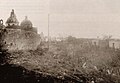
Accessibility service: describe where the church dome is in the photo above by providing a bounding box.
[20,16,33,30]
[6,9,19,26]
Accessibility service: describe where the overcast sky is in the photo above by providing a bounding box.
[1,0,120,38]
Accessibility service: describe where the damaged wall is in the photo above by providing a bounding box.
[3,28,41,51]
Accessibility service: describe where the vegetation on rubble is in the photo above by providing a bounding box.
[1,35,120,83]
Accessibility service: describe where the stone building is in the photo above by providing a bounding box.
[1,9,41,51]
[91,38,120,49]
[91,39,99,46]
[109,39,120,49]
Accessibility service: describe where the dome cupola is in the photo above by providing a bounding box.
[20,16,33,30]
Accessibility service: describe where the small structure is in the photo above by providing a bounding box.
[109,39,120,49]
[99,39,109,48]
[91,39,99,46]
[0,19,5,29]
[0,19,3,28]
[0,19,3,25]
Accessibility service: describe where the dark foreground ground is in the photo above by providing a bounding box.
[0,63,88,83]
[1,42,120,83]
[1,63,119,83]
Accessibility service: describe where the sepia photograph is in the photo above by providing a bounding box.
[0,0,120,83]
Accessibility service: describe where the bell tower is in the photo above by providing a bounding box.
[6,9,19,27]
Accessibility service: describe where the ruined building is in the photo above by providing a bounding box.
[0,9,41,51]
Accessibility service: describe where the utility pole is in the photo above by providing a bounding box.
[48,14,50,50]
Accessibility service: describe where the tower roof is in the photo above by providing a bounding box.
[6,9,19,24]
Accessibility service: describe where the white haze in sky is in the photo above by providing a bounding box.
[1,0,120,38]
